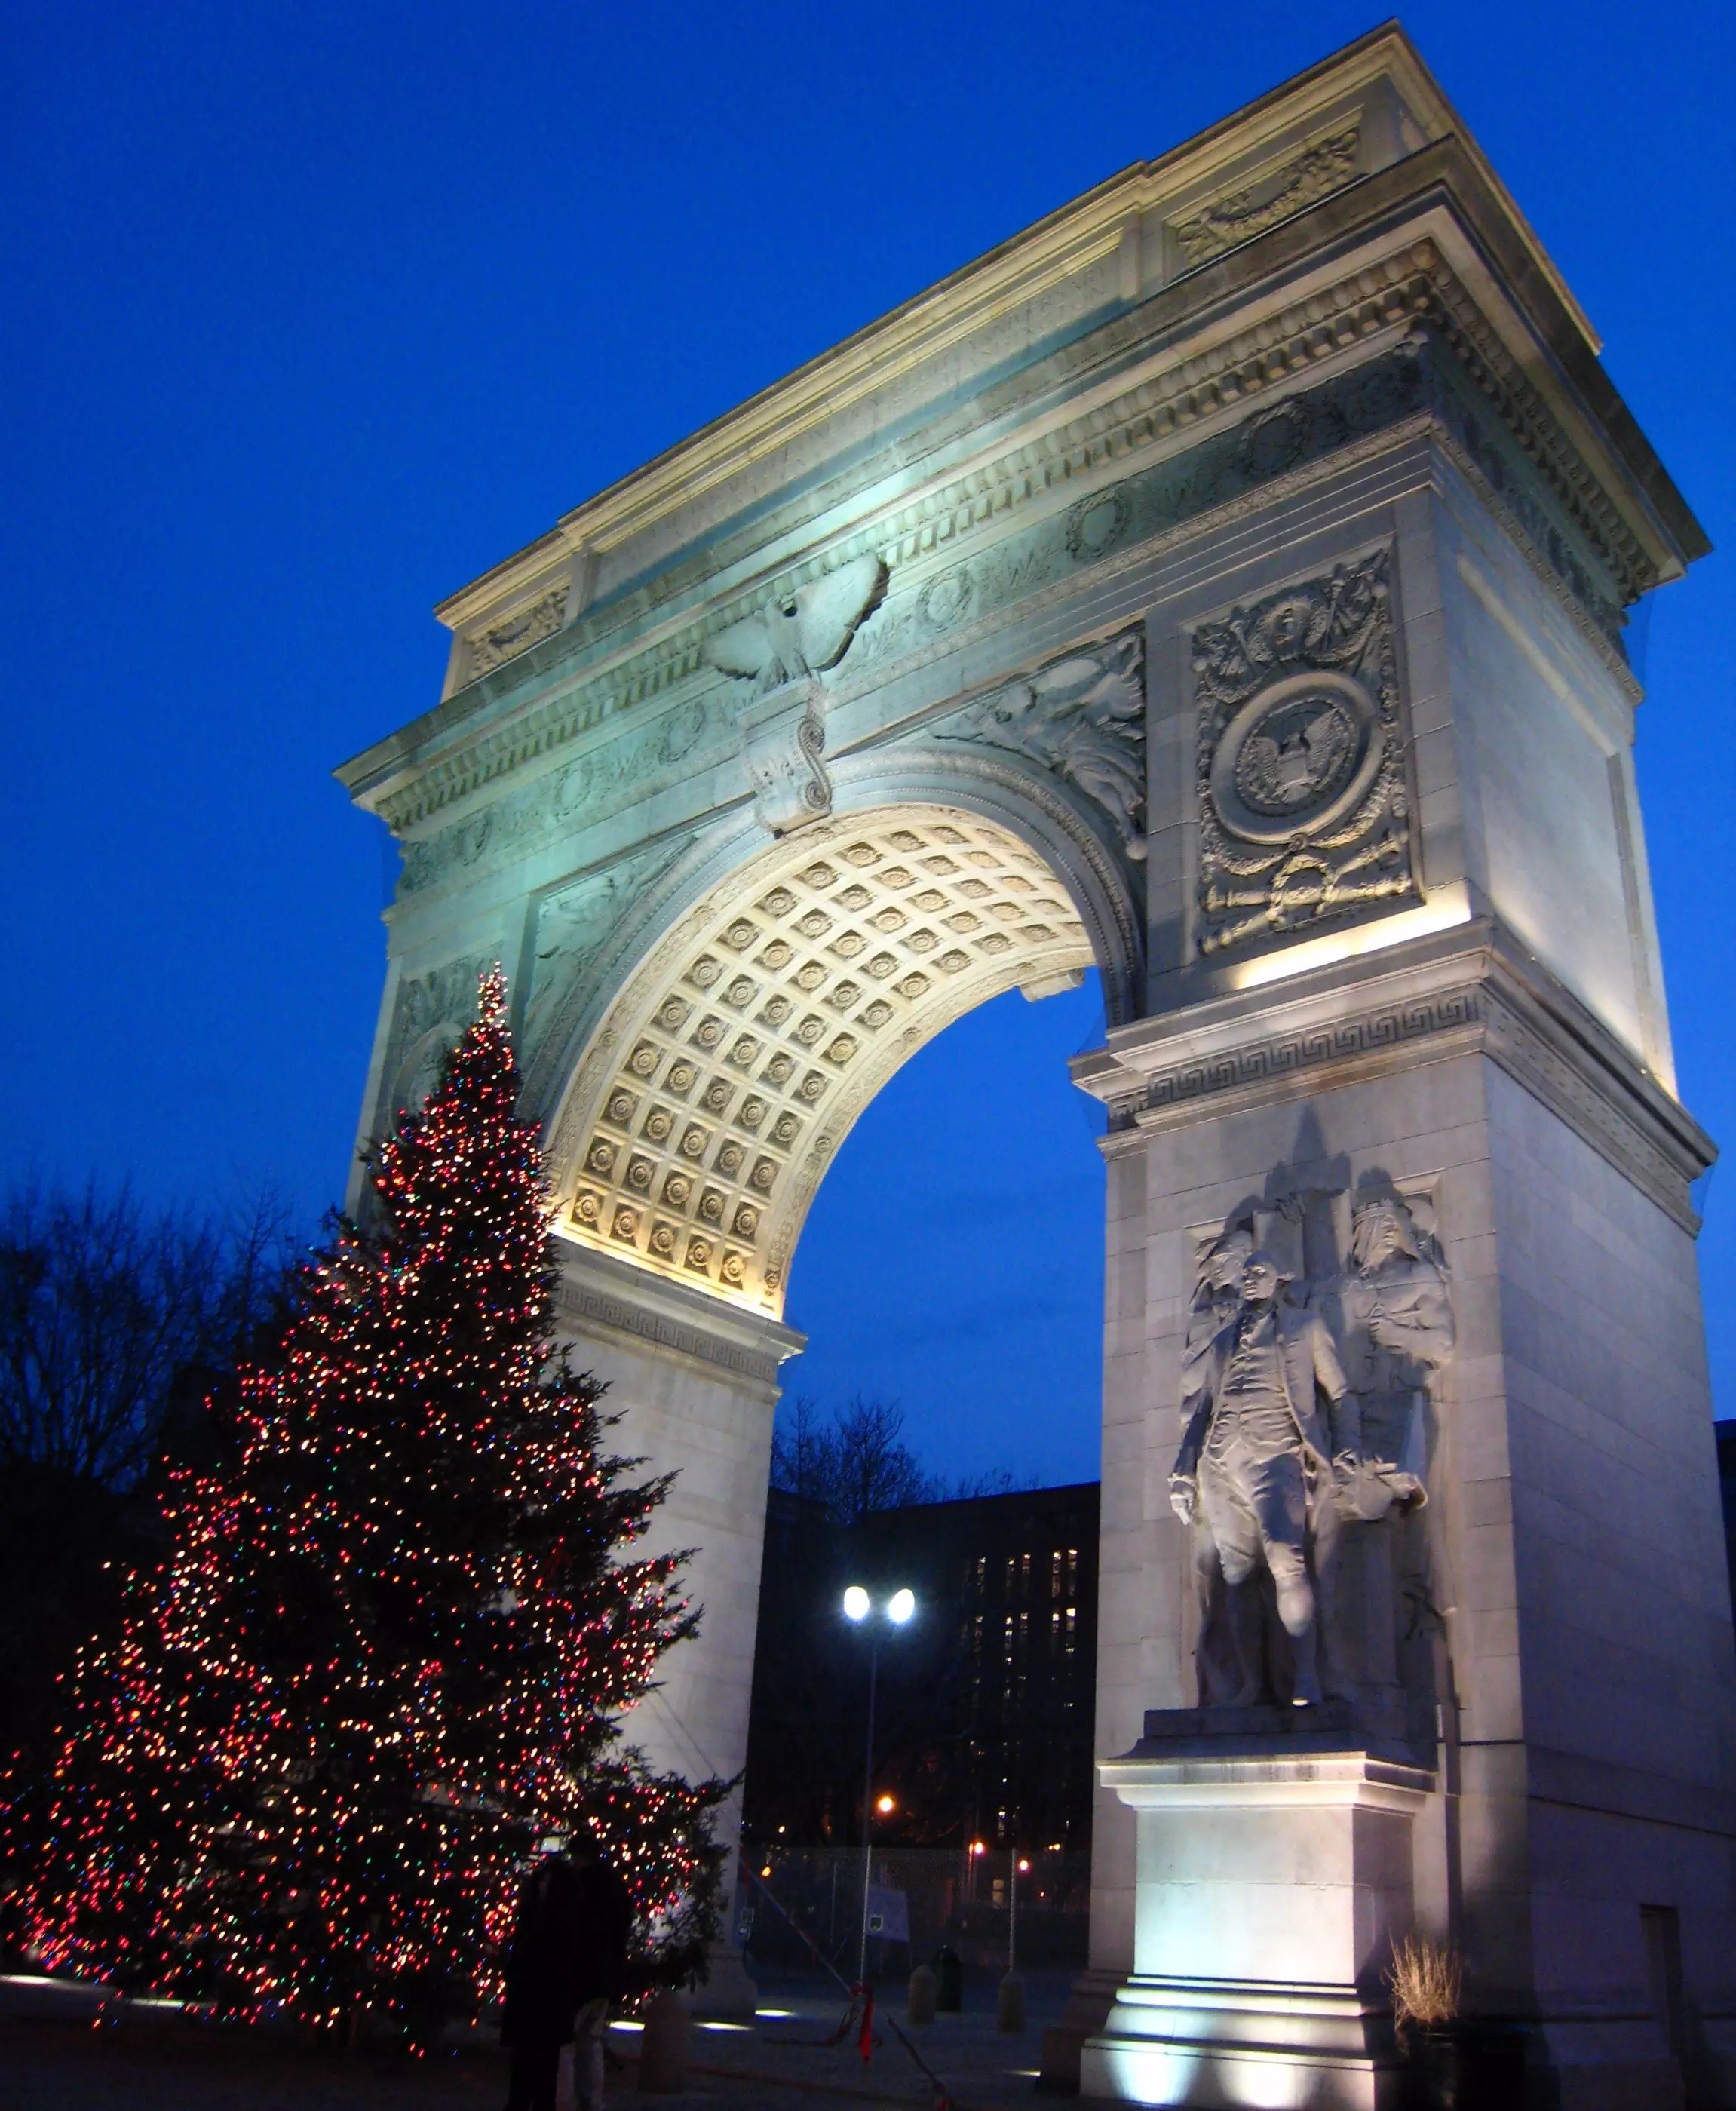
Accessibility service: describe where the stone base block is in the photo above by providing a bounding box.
[1082,1977,1397,2108]
[1038,1968,1124,2094]
[693,1939,758,2017]
[1081,1724,1434,2107]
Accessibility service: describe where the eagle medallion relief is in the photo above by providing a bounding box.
[1192,551,1417,956]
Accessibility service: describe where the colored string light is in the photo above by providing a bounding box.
[3,968,727,2040]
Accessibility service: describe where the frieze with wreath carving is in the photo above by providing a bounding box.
[391,334,1628,915]
[368,236,1652,844]
[467,584,570,680]
[1171,124,1361,268]
[398,697,714,897]
[1192,548,1418,956]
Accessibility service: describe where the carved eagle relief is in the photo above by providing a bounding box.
[1238,704,1354,811]
[705,554,885,695]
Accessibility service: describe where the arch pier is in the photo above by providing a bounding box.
[340,30,1732,2106]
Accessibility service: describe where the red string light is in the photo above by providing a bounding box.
[4,968,727,2039]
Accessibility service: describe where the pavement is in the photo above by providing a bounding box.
[0,1966,1078,2109]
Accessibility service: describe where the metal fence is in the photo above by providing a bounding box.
[738,1844,1090,1979]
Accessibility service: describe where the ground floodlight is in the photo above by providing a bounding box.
[842,1585,871,1622]
[888,1587,916,1625]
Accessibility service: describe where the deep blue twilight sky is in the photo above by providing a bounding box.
[3,2,1731,1488]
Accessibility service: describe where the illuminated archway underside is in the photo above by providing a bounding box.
[551,806,1093,1317]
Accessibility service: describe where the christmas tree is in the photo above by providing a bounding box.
[8,969,725,2039]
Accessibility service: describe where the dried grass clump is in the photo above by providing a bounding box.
[1386,1933,1462,2034]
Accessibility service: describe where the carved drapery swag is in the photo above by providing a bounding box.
[1170,124,1361,269]
[1192,548,1415,956]
[466,582,570,682]
[937,627,1147,860]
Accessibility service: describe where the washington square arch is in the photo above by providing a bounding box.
[336,27,1736,2109]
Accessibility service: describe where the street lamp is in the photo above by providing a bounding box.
[842,1582,916,1987]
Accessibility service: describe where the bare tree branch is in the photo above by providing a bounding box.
[0,1176,299,1489]
[769,1394,943,1522]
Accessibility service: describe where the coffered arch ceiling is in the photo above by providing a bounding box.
[547,805,1095,1319]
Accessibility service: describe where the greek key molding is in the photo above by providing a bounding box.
[1480,989,1690,1223]
[1086,927,1710,1232]
[1136,985,1483,1124]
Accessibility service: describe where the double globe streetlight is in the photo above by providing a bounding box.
[842,1583,915,1986]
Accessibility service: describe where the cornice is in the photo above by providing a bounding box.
[551,1237,805,1394]
[1071,920,1715,1232]
[342,232,1646,848]
[339,36,1711,832]
[427,27,1597,635]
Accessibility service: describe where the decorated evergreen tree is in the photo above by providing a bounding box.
[8,970,724,2037]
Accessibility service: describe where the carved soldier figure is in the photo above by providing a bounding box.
[1178,1225,1255,1704]
[1333,1189,1454,1514]
[1170,1251,1355,1707]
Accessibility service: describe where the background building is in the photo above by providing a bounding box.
[742,1481,1099,1856]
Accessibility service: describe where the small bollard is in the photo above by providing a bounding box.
[636,1988,693,2093]
[908,1963,937,2025]
[997,1969,1026,2034]
[934,1944,962,2014]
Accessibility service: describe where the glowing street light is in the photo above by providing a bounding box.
[840,1582,917,1987]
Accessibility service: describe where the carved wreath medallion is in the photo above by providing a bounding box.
[1192,550,1415,955]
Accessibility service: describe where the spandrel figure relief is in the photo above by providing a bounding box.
[1170,1181,1455,1716]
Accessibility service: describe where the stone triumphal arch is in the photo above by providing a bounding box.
[340,28,1736,2106]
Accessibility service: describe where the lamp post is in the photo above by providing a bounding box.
[842,1582,916,1987]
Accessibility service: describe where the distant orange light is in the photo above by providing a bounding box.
[876,1793,895,1814]
[970,1839,987,1855]
[1017,1858,1031,1873]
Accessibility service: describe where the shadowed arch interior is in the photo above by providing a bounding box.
[547,804,1094,1318]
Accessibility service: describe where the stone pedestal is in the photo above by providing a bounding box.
[1081,1708,1432,2109]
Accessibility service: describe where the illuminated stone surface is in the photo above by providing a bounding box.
[337,24,1731,2096]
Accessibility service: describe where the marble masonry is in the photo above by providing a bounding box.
[337,26,1734,2105]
